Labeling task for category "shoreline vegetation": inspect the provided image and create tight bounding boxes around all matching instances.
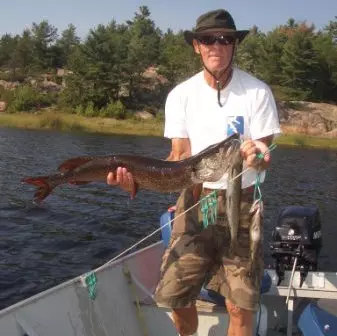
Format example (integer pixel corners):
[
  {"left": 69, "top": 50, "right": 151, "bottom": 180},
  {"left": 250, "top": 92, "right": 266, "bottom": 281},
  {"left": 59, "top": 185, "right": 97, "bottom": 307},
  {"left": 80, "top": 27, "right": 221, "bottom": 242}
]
[
  {"left": 1, "top": 111, "right": 336, "bottom": 149},
  {"left": 0, "top": 7, "right": 336, "bottom": 150}
]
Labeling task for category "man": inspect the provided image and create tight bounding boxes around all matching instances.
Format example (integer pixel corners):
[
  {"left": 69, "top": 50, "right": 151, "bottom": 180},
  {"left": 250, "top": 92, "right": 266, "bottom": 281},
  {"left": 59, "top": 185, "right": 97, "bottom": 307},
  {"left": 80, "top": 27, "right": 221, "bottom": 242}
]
[{"left": 107, "top": 9, "right": 280, "bottom": 336}]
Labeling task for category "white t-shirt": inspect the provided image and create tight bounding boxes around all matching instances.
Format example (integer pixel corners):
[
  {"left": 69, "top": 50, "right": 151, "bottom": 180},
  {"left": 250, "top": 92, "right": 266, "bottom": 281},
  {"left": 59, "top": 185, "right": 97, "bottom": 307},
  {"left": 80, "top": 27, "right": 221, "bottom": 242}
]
[{"left": 164, "top": 67, "right": 281, "bottom": 189}]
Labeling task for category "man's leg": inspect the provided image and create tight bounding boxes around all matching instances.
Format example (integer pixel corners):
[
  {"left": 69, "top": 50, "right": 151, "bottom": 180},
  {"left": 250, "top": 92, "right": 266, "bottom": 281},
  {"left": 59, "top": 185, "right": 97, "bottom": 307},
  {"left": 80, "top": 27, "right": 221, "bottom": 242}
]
[
  {"left": 172, "top": 306, "right": 198, "bottom": 336},
  {"left": 154, "top": 187, "right": 215, "bottom": 336},
  {"left": 226, "top": 299, "right": 253, "bottom": 336},
  {"left": 208, "top": 191, "right": 263, "bottom": 336},
  {"left": 155, "top": 230, "right": 213, "bottom": 335}
]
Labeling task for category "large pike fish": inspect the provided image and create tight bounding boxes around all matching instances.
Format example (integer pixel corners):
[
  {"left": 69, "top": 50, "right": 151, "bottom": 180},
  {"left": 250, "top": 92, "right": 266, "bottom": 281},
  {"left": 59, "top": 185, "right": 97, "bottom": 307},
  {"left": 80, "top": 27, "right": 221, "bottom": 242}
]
[{"left": 22, "top": 133, "right": 241, "bottom": 203}]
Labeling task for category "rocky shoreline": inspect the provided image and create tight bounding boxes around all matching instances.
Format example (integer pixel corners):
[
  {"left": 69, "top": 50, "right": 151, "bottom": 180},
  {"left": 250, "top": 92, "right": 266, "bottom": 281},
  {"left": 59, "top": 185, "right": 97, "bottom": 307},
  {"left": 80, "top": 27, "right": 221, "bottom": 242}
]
[{"left": 277, "top": 101, "right": 337, "bottom": 138}]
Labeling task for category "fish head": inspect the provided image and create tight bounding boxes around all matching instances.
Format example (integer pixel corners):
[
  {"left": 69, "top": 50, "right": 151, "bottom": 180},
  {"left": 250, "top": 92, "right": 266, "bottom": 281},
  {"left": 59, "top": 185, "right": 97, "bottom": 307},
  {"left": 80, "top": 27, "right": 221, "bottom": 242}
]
[
  {"left": 192, "top": 139, "right": 241, "bottom": 182},
  {"left": 250, "top": 199, "right": 264, "bottom": 216}
]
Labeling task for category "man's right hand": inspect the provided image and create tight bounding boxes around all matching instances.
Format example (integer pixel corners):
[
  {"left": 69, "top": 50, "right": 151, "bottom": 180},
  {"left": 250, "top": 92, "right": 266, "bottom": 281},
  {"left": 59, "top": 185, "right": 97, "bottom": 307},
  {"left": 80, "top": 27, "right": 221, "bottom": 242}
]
[{"left": 107, "top": 167, "right": 137, "bottom": 199}]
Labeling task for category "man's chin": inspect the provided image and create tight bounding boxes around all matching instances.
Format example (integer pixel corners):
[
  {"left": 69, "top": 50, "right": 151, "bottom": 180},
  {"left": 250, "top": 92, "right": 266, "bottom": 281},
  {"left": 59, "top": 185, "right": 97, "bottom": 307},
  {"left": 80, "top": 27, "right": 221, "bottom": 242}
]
[{"left": 206, "top": 63, "right": 229, "bottom": 73}]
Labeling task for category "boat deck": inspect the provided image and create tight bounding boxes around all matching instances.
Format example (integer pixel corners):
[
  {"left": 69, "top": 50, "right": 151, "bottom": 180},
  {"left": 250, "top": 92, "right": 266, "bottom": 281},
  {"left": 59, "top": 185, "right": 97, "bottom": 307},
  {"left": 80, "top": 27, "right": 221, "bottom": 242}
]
[{"left": 139, "top": 298, "right": 302, "bottom": 335}]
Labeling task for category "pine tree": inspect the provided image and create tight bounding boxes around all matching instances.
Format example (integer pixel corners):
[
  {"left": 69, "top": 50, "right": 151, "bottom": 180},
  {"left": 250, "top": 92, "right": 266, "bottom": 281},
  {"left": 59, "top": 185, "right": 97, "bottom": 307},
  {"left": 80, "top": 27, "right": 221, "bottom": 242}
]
[
  {"left": 280, "top": 30, "right": 319, "bottom": 100},
  {"left": 124, "top": 6, "right": 161, "bottom": 105}
]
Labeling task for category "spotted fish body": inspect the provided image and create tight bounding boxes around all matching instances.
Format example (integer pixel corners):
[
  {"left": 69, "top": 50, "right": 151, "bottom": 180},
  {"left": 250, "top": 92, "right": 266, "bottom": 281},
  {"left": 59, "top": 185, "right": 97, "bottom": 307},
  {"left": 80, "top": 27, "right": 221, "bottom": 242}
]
[
  {"left": 246, "top": 199, "right": 264, "bottom": 277},
  {"left": 229, "top": 198, "right": 264, "bottom": 279},
  {"left": 249, "top": 200, "right": 263, "bottom": 260},
  {"left": 226, "top": 148, "right": 243, "bottom": 257},
  {"left": 23, "top": 133, "right": 241, "bottom": 203}
]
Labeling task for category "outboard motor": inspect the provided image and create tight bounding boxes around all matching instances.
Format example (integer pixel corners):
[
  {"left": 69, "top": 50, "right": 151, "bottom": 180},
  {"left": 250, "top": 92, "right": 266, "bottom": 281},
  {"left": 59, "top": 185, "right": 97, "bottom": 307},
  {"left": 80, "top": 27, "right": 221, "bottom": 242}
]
[{"left": 269, "top": 206, "right": 322, "bottom": 286}]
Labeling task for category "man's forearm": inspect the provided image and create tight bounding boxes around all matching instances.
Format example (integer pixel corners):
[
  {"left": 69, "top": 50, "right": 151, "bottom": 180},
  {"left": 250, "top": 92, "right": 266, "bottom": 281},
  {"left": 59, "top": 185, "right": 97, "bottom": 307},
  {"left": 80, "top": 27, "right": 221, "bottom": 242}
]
[{"left": 166, "top": 151, "right": 190, "bottom": 161}]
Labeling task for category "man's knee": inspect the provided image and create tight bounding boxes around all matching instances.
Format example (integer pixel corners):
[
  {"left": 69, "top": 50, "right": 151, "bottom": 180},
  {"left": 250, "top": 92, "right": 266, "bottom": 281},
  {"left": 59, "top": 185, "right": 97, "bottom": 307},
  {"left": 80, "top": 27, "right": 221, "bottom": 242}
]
[
  {"left": 172, "top": 306, "right": 198, "bottom": 336},
  {"left": 226, "top": 299, "right": 253, "bottom": 327}
]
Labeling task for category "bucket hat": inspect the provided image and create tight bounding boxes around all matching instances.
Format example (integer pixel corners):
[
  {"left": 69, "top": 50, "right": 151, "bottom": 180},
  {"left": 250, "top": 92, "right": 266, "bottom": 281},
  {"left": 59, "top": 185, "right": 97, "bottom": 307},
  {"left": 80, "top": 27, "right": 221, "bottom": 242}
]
[{"left": 184, "top": 9, "right": 249, "bottom": 45}]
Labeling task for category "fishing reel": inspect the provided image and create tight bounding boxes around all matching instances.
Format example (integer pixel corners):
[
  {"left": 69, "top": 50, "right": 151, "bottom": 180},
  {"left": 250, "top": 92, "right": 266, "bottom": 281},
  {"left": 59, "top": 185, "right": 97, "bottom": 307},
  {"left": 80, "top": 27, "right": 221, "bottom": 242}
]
[{"left": 269, "top": 205, "right": 322, "bottom": 287}]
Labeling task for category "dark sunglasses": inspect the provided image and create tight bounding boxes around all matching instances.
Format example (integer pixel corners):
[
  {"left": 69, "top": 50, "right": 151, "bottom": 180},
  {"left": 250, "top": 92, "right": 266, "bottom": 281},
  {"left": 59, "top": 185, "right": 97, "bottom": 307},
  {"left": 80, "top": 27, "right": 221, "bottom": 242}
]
[{"left": 196, "top": 35, "right": 235, "bottom": 46}]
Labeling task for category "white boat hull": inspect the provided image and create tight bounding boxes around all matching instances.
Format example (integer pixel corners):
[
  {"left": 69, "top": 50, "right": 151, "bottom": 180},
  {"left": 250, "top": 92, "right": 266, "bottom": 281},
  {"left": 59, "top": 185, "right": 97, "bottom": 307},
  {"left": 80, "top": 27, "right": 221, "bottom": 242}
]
[{"left": 1, "top": 240, "right": 337, "bottom": 336}]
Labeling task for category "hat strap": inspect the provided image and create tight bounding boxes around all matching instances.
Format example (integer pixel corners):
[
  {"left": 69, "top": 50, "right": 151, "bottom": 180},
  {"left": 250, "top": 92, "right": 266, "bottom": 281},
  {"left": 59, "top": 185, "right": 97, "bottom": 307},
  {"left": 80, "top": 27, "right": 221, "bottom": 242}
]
[{"left": 198, "top": 44, "right": 236, "bottom": 107}]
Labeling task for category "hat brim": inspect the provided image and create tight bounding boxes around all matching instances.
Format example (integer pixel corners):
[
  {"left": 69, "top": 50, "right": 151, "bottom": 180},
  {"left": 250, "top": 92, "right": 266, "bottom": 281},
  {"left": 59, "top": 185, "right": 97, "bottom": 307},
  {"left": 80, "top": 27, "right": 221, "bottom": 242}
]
[{"left": 184, "top": 28, "right": 249, "bottom": 45}]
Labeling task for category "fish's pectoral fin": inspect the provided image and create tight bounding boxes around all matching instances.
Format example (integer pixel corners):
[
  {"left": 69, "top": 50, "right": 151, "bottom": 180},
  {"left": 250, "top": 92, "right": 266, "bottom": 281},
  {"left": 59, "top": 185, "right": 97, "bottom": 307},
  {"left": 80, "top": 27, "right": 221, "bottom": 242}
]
[
  {"left": 22, "top": 176, "right": 53, "bottom": 203},
  {"left": 58, "top": 157, "right": 93, "bottom": 173}
]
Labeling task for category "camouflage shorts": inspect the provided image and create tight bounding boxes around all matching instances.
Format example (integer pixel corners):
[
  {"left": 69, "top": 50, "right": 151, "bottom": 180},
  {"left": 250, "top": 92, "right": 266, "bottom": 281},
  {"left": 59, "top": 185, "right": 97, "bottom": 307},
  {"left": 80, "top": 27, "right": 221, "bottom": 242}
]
[{"left": 154, "top": 186, "right": 264, "bottom": 311}]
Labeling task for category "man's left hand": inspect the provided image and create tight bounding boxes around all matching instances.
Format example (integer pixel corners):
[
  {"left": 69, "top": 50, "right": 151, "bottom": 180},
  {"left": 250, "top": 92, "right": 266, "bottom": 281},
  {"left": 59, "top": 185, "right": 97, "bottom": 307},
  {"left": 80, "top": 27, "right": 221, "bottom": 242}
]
[{"left": 240, "top": 140, "right": 270, "bottom": 170}]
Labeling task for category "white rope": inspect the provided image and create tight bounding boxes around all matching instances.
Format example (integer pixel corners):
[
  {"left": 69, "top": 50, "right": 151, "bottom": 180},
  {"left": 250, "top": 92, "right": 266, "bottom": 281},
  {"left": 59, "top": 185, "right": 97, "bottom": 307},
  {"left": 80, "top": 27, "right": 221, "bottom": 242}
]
[
  {"left": 106, "top": 188, "right": 213, "bottom": 264},
  {"left": 95, "top": 167, "right": 252, "bottom": 271},
  {"left": 286, "top": 256, "right": 298, "bottom": 304}
]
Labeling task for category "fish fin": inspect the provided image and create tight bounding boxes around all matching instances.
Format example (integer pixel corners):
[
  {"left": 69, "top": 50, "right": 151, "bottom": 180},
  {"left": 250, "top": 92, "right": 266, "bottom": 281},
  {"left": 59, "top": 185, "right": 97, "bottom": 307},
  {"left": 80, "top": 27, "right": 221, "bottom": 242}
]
[
  {"left": 58, "top": 157, "right": 93, "bottom": 173},
  {"left": 130, "top": 182, "right": 139, "bottom": 200},
  {"left": 22, "top": 176, "right": 53, "bottom": 203}
]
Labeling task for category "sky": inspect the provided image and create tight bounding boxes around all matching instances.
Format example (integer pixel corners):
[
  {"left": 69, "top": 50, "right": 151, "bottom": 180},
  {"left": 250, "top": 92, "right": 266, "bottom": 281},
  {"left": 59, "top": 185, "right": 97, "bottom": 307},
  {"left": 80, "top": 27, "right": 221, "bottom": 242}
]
[{"left": 0, "top": 0, "right": 336, "bottom": 39}]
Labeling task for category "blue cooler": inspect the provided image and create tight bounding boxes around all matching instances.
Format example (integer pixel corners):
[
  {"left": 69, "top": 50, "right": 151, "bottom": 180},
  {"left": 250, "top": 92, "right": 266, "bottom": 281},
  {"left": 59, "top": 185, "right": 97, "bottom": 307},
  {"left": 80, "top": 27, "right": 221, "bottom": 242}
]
[{"left": 298, "top": 303, "right": 337, "bottom": 335}]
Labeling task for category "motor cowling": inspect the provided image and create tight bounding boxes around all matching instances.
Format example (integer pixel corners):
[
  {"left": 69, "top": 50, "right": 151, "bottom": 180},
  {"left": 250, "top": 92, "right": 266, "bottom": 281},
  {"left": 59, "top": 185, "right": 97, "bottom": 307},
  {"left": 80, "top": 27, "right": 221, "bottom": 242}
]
[{"left": 269, "top": 205, "right": 322, "bottom": 286}]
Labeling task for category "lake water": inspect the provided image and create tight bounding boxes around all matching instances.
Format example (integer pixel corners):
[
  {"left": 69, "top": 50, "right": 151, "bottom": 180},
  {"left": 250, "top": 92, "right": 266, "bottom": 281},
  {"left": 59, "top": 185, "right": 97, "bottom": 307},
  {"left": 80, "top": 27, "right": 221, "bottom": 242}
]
[{"left": 0, "top": 127, "right": 336, "bottom": 310}]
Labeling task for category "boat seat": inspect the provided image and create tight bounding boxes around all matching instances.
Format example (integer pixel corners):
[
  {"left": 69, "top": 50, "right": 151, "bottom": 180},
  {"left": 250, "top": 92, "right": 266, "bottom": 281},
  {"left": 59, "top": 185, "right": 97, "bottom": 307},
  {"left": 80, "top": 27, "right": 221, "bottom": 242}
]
[
  {"left": 159, "top": 209, "right": 272, "bottom": 307},
  {"left": 298, "top": 303, "right": 337, "bottom": 335}
]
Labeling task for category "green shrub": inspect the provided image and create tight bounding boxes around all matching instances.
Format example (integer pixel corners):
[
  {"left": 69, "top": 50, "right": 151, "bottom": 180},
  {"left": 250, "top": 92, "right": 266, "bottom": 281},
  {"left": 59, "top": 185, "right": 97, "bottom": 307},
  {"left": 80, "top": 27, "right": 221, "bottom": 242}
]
[
  {"left": 270, "top": 85, "right": 292, "bottom": 101},
  {"left": 0, "top": 71, "right": 25, "bottom": 82},
  {"left": 60, "top": 106, "right": 76, "bottom": 114},
  {"left": 83, "top": 102, "right": 98, "bottom": 117},
  {"left": 75, "top": 105, "right": 84, "bottom": 115},
  {"left": 99, "top": 100, "right": 126, "bottom": 119},
  {"left": 8, "top": 85, "right": 54, "bottom": 112},
  {"left": 283, "top": 101, "right": 304, "bottom": 110},
  {"left": 155, "top": 109, "right": 165, "bottom": 121},
  {"left": 9, "top": 86, "right": 38, "bottom": 112},
  {"left": 39, "top": 114, "right": 64, "bottom": 129},
  {"left": 0, "top": 87, "right": 14, "bottom": 106}
]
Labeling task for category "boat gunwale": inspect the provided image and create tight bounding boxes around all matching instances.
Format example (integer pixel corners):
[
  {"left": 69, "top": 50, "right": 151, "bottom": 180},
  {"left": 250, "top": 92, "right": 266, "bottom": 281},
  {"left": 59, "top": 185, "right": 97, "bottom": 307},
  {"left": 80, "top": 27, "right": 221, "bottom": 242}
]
[{"left": 0, "top": 240, "right": 163, "bottom": 316}]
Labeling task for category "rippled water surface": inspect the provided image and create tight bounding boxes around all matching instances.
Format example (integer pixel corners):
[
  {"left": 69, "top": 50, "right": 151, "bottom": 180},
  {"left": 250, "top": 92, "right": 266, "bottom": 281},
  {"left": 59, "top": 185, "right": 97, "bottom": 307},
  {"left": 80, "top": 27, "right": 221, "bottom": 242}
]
[{"left": 0, "top": 127, "right": 336, "bottom": 310}]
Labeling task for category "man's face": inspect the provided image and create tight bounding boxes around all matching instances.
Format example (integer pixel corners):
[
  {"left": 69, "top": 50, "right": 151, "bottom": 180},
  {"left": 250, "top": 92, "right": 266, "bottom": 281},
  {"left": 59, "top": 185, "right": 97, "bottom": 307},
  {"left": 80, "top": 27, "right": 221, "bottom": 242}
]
[{"left": 192, "top": 33, "right": 236, "bottom": 73}]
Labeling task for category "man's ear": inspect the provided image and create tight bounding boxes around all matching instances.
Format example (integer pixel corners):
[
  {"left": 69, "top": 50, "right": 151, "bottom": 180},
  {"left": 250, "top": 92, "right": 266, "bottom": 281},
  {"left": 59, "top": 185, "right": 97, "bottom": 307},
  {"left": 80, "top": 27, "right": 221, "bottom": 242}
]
[{"left": 192, "top": 39, "right": 200, "bottom": 54}]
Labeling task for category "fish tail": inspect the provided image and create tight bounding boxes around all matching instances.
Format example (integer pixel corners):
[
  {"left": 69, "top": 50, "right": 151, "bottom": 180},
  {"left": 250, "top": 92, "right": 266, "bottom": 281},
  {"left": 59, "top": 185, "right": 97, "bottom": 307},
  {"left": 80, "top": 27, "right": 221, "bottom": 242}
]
[{"left": 22, "top": 176, "right": 54, "bottom": 203}]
